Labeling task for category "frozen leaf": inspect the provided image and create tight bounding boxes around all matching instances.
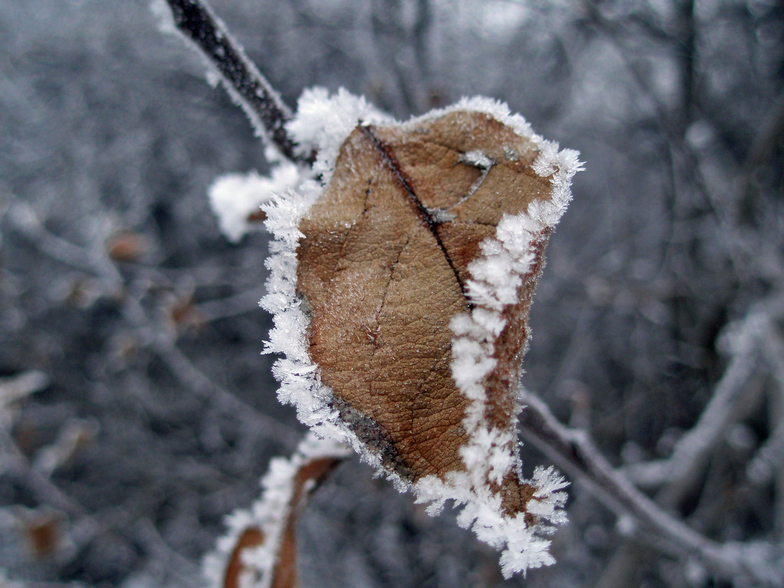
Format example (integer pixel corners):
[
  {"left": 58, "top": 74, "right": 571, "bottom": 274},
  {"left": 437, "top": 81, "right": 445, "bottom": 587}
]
[
  {"left": 167, "top": 296, "right": 206, "bottom": 334},
  {"left": 263, "top": 93, "right": 580, "bottom": 576},
  {"left": 223, "top": 527, "right": 264, "bottom": 588},
  {"left": 15, "top": 508, "right": 73, "bottom": 562},
  {"left": 203, "top": 433, "right": 349, "bottom": 588},
  {"left": 25, "top": 513, "right": 61, "bottom": 558}
]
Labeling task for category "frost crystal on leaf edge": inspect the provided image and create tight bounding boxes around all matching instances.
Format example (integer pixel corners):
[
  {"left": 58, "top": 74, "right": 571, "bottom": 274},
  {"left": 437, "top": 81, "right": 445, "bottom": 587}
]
[
  {"left": 208, "top": 156, "right": 300, "bottom": 243},
  {"left": 259, "top": 88, "right": 581, "bottom": 576}
]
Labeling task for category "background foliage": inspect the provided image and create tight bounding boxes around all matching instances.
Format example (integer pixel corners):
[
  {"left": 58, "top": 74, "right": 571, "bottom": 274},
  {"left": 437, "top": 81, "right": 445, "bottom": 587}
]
[{"left": 1, "top": 0, "right": 782, "bottom": 586}]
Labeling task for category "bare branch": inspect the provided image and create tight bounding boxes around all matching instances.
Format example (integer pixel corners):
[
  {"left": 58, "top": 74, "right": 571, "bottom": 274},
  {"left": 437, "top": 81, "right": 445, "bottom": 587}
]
[
  {"left": 0, "top": 371, "right": 49, "bottom": 409},
  {"left": 741, "top": 89, "right": 784, "bottom": 218},
  {"left": 622, "top": 304, "right": 775, "bottom": 489},
  {"left": 518, "top": 388, "right": 783, "bottom": 586},
  {"left": 748, "top": 321, "right": 784, "bottom": 486},
  {"left": 162, "top": 0, "right": 309, "bottom": 164},
  {"left": 152, "top": 341, "right": 301, "bottom": 448}
]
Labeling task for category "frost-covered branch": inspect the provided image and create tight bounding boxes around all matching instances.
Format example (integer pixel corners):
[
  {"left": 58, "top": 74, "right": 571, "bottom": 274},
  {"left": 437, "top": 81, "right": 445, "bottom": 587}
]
[
  {"left": 152, "top": 334, "right": 301, "bottom": 448},
  {"left": 0, "top": 410, "right": 87, "bottom": 520},
  {"left": 748, "top": 319, "right": 784, "bottom": 485},
  {"left": 0, "top": 371, "right": 49, "bottom": 410},
  {"left": 741, "top": 89, "right": 784, "bottom": 216},
  {"left": 622, "top": 297, "right": 784, "bottom": 492},
  {"left": 622, "top": 318, "right": 762, "bottom": 490},
  {"left": 6, "top": 202, "right": 123, "bottom": 287},
  {"left": 521, "top": 297, "right": 784, "bottom": 585},
  {"left": 517, "top": 388, "right": 783, "bottom": 586},
  {"left": 159, "top": 0, "right": 308, "bottom": 164}
]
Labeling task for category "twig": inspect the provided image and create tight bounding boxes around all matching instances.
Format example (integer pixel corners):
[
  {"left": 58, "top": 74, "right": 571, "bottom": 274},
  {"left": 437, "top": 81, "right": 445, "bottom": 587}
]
[
  {"left": 0, "top": 426, "right": 87, "bottom": 519},
  {"left": 741, "top": 89, "right": 784, "bottom": 217},
  {"left": 194, "top": 288, "right": 267, "bottom": 322},
  {"left": 747, "top": 418, "right": 784, "bottom": 485},
  {"left": 205, "top": 433, "right": 349, "bottom": 588},
  {"left": 517, "top": 388, "right": 782, "bottom": 586},
  {"left": 622, "top": 309, "right": 765, "bottom": 489},
  {"left": 0, "top": 371, "right": 49, "bottom": 409},
  {"left": 162, "top": 0, "right": 309, "bottom": 164},
  {"left": 755, "top": 322, "right": 784, "bottom": 538},
  {"left": 6, "top": 202, "right": 123, "bottom": 286},
  {"left": 152, "top": 341, "right": 301, "bottom": 448},
  {"left": 134, "top": 517, "right": 203, "bottom": 583}
]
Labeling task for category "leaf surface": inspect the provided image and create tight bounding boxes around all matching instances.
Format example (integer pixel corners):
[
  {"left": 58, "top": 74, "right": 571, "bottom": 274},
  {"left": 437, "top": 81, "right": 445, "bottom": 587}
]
[
  {"left": 263, "top": 95, "right": 580, "bottom": 575},
  {"left": 298, "top": 112, "right": 547, "bottom": 506}
]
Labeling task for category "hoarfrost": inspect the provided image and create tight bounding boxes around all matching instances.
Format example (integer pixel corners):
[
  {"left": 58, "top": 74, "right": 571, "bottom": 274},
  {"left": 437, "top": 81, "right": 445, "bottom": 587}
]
[
  {"left": 208, "top": 161, "right": 301, "bottom": 243},
  {"left": 148, "top": 0, "right": 177, "bottom": 36},
  {"left": 438, "top": 111, "right": 579, "bottom": 574},
  {"left": 286, "top": 87, "right": 393, "bottom": 182},
  {"left": 202, "top": 433, "right": 350, "bottom": 588},
  {"left": 261, "top": 88, "right": 581, "bottom": 577}
]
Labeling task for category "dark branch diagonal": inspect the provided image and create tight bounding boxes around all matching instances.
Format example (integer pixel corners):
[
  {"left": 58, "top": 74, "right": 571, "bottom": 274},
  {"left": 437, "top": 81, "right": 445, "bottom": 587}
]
[
  {"left": 360, "top": 124, "right": 471, "bottom": 304},
  {"left": 164, "top": 0, "right": 311, "bottom": 164}
]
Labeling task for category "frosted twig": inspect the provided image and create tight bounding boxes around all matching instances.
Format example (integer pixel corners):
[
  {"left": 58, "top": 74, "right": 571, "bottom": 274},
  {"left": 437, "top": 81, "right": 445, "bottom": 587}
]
[
  {"left": 203, "top": 433, "right": 349, "bottom": 588},
  {"left": 6, "top": 202, "right": 123, "bottom": 286},
  {"left": 747, "top": 419, "right": 784, "bottom": 485},
  {"left": 517, "top": 388, "right": 782, "bottom": 586},
  {"left": 0, "top": 371, "right": 49, "bottom": 409},
  {"left": 622, "top": 310, "right": 766, "bottom": 489},
  {"left": 741, "top": 88, "right": 784, "bottom": 210},
  {"left": 748, "top": 322, "right": 784, "bottom": 484},
  {"left": 0, "top": 425, "right": 87, "bottom": 519},
  {"left": 134, "top": 518, "right": 203, "bottom": 582},
  {"left": 194, "top": 288, "right": 268, "bottom": 322},
  {"left": 761, "top": 314, "right": 784, "bottom": 390},
  {"left": 161, "top": 0, "right": 309, "bottom": 164}
]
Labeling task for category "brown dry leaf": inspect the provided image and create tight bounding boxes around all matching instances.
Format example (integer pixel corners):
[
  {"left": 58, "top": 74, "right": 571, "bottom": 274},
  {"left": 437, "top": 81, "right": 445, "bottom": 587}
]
[
  {"left": 106, "top": 232, "right": 147, "bottom": 262},
  {"left": 210, "top": 435, "right": 349, "bottom": 588},
  {"left": 263, "top": 97, "right": 580, "bottom": 575},
  {"left": 223, "top": 527, "right": 264, "bottom": 588},
  {"left": 18, "top": 508, "right": 69, "bottom": 560},
  {"left": 299, "top": 113, "right": 550, "bottom": 507},
  {"left": 169, "top": 297, "right": 206, "bottom": 333},
  {"left": 26, "top": 514, "right": 60, "bottom": 557},
  {"left": 269, "top": 456, "right": 343, "bottom": 588}
]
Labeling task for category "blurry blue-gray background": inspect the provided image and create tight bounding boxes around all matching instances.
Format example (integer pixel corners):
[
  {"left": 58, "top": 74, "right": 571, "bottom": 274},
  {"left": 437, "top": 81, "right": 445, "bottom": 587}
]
[{"left": 1, "top": 1, "right": 782, "bottom": 587}]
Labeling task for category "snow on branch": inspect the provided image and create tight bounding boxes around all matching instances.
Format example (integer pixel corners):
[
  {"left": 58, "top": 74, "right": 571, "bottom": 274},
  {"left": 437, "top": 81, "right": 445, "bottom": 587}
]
[
  {"left": 518, "top": 383, "right": 784, "bottom": 586},
  {"left": 0, "top": 371, "right": 49, "bottom": 411},
  {"left": 155, "top": 0, "right": 308, "bottom": 164},
  {"left": 208, "top": 159, "right": 301, "bottom": 243},
  {"left": 748, "top": 309, "right": 784, "bottom": 484},
  {"left": 622, "top": 296, "right": 784, "bottom": 490}
]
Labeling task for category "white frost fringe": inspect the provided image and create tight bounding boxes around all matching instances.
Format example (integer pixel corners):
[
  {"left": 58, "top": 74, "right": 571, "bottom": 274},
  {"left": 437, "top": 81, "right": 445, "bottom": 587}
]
[
  {"left": 417, "top": 96, "right": 581, "bottom": 576},
  {"left": 203, "top": 432, "right": 350, "bottom": 588},
  {"left": 260, "top": 89, "right": 582, "bottom": 576},
  {"left": 208, "top": 155, "right": 300, "bottom": 243}
]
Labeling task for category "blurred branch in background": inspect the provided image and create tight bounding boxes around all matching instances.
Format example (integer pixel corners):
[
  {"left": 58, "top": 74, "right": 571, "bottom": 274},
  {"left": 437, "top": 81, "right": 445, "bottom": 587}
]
[
  {"left": 160, "top": 0, "right": 303, "bottom": 163},
  {"left": 521, "top": 295, "right": 784, "bottom": 586}
]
